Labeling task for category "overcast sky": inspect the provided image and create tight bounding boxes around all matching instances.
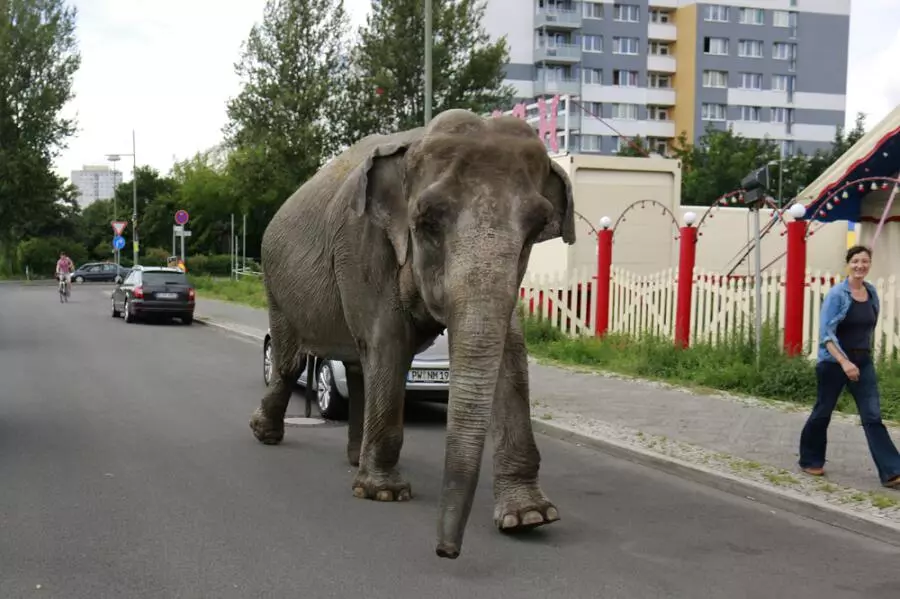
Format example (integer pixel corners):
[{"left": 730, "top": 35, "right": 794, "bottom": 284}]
[{"left": 55, "top": 0, "right": 900, "bottom": 180}]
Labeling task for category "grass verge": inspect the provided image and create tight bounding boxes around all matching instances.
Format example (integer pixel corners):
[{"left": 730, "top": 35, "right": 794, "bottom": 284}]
[{"left": 190, "top": 275, "right": 900, "bottom": 421}]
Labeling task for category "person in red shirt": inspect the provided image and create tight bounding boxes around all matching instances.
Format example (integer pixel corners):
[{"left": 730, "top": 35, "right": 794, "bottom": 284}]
[{"left": 55, "top": 251, "right": 75, "bottom": 294}]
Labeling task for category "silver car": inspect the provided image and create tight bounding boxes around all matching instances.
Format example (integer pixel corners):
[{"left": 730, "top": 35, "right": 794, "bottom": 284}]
[{"left": 262, "top": 330, "right": 450, "bottom": 420}]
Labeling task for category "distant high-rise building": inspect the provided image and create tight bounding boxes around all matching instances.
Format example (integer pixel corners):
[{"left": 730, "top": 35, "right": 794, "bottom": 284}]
[
  {"left": 484, "top": 0, "right": 850, "bottom": 157},
  {"left": 71, "top": 165, "right": 123, "bottom": 207}
]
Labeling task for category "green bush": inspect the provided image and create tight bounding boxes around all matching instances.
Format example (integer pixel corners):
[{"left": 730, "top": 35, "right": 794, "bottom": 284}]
[{"left": 17, "top": 237, "right": 89, "bottom": 276}]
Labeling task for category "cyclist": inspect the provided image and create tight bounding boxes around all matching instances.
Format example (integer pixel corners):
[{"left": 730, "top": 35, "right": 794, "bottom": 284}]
[{"left": 55, "top": 251, "right": 75, "bottom": 296}]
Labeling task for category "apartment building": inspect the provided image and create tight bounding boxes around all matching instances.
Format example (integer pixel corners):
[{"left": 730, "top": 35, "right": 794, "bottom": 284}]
[
  {"left": 71, "top": 165, "right": 123, "bottom": 208},
  {"left": 484, "top": 0, "right": 850, "bottom": 157}
]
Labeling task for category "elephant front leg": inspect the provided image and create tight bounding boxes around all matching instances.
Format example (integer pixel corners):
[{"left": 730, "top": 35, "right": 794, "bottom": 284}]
[
  {"left": 491, "top": 314, "right": 560, "bottom": 531},
  {"left": 351, "top": 351, "right": 412, "bottom": 502}
]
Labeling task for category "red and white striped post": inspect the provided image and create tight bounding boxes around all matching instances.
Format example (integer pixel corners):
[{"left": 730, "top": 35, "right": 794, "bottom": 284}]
[
  {"left": 674, "top": 211, "right": 698, "bottom": 349},
  {"left": 594, "top": 216, "right": 613, "bottom": 337},
  {"left": 783, "top": 203, "right": 808, "bottom": 356}
]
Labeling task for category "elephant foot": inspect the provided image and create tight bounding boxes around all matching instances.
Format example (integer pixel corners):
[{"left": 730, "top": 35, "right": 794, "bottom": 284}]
[
  {"left": 351, "top": 469, "right": 412, "bottom": 502},
  {"left": 249, "top": 408, "right": 284, "bottom": 445},
  {"left": 493, "top": 485, "right": 560, "bottom": 532}
]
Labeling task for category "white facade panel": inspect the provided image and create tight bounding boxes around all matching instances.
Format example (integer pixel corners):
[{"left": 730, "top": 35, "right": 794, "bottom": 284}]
[
  {"left": 581, "top": 86, "right": 675, "bottom": 107},
  {"left": 727, "top": 121, "right": 787, "bottom": 140},
  {"left": 681, "top": 0, "right": 849, "bottom": 15},
  {"left": 647, "top": 0, "right": 678, "bottom": 7},
  {"left": 647, "top": 55, "right": 677, "bottom": 73},
  {"left": 581, "top": 118, "right": 675, "bottom": 138},
  {"left": 483, "top": 0, "right": 534, "bottom": 65},
  {"left": 646, "top": 88, "right": 677, "bottom": 105},
  {"left": 507, "top": 78, "right": 535, "bottom": 99},
  {"left": 793, "top": 92, "right": 847, "bottom": 112},
  {"left": 727, "top": 89, "right": 790, "bottom": 108},
  {"left": 647, "top": 23, "right": 677, "bottom": 42},
  {"left": 791, "top": 123, "right": 840, "bottom": 143}
]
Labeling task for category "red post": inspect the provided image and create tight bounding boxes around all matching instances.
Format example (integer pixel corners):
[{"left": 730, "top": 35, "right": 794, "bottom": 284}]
[
  {"left": 783, "top": 219, "right": 807, "bottom": 355},
  {"left": 594, "top": 227, "right": 614, "bottom": 337},
  {"left": 674, "top": 223, "right": 698, "bottom": 348}
]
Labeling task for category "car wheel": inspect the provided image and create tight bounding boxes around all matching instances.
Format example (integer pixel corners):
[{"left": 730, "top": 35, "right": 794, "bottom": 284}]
[
  {"left": 316, "top": 361, "right": 348, "bottom": 420},
  {"left": 263, "top": 337, "right": 273, "bottom": 387},
  {"left": 123, "top": 299, "right": 135, "bottom": 323},
  {"left": 181, "top": 313, "right": 193, "bottom": 325},
  {"left": 111, "top": 296, "right": 121, "bottom": 318},
  {"left": 74, "top": 276, "right": 84, "bottom": 284}
]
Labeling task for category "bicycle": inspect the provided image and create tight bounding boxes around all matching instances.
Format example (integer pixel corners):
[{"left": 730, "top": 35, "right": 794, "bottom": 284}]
[{"left": 58, "top": 273, "right": 70, "bottom": 303}]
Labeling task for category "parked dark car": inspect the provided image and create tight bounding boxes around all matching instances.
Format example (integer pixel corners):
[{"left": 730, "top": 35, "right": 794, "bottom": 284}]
[
  {"left": 111, "top": 266, "right": 195, "bottom": 324},
  {"left": 262, "top": 329, "right": 450, "bottom": 420},
  {"left": 71, "top": 261, "right": 131, "bottom": 284}
]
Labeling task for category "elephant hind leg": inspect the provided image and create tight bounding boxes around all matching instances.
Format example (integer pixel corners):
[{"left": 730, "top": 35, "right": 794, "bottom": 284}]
[
  {"left": 491, "top": 314, "right": 560, "bottom": 532},
  {"left": 345, "top": 362, "right": 364, "bottom": 467},
  {"left": 250, "top": 304, "right": 306, "bottom": 445}
]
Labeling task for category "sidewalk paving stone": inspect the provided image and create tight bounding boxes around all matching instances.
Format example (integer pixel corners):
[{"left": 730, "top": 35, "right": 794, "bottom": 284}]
[{"left": 193, "top": 294, "right": 900, "bottom": 543}]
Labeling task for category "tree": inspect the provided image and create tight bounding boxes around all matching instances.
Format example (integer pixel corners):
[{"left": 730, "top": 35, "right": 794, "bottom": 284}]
[
  {"left": 0, "top": 0, "right": 81, "bottom": 271},
  {"left": 336, "top": 0, "right": 516, "bottom": 143},
  {"left": 223, "top": 0, "right": 351, "bottom": 203},
  {"left": 615, "top": 135, "right": 650, "bottom": 157}
]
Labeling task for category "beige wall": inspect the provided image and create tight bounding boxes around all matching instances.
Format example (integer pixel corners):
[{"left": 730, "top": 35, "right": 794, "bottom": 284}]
[{"left": 526, "top": 154, "right": 850, "bottom": 279}]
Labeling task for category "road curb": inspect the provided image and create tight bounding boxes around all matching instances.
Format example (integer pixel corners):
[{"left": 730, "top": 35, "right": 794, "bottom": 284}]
[
  {"left": 195, "top": 313, "right": 900, "bottom": 549},
  {"left": 531, "top": 418, "right": 900, "bottom": 549}
]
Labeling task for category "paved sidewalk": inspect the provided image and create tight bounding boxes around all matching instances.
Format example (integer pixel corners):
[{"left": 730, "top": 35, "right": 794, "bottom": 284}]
[{"left": 193, "top": 294, "right": 900, "bottom": 543}]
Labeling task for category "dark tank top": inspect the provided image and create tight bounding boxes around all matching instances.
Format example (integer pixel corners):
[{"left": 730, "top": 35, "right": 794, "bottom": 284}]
[{"left": 836, "top": 296, "right": 877, "bottom": 351}]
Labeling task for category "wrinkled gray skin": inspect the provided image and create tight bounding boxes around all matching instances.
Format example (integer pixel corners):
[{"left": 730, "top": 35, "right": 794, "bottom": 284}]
[{"left": 250, "top": 109, "right": 576, "bottom": 559}]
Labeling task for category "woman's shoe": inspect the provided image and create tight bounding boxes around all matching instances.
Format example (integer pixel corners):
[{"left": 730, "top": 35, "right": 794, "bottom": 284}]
[
  {"left": 883, "top": 476, "right": 900, "bottom": 489},
  {"left": 802, "top": 467, "right": 825, "bottom": 476}
]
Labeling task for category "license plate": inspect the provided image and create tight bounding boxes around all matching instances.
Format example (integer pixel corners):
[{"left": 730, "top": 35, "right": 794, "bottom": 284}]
[
  {"left": 407, "top": 369, "right": 450, "bottom": 383},
  {"left": 157, "top": 292, "right": 177, "bottom": 299}
]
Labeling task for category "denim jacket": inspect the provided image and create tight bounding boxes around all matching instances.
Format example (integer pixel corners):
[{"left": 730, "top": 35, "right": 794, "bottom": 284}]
[{"left": 817, "top": 277, "right": 880, "bottom": 363}]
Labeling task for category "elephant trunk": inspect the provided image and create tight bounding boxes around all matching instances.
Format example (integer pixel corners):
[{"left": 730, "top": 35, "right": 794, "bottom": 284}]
[{"left": 435, "top": 256, "right": 518, "bottom": 559}]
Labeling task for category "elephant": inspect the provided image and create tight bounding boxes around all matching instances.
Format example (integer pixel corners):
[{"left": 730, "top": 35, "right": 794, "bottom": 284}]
[{"left": 250, "top": 108, "right": 576, "bottom": 559}]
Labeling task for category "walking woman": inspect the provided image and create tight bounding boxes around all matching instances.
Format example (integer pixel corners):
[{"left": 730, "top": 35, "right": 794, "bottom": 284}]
[{"left": 799, "top": 245, "right": 900, "bottom": 488}]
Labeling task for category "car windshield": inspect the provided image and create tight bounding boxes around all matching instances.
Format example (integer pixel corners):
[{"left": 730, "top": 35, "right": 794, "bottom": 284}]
[{"left": 143, "top": 272, "right": 188, "bottom": 286}]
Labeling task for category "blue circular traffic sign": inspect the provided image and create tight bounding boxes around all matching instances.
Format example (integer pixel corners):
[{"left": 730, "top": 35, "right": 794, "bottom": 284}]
[
  {"left": 174, "top": 210, "right": 189, "bottom": 226},
  {"left": 113, "top": 235, "right": 126, "bottom": 250}
]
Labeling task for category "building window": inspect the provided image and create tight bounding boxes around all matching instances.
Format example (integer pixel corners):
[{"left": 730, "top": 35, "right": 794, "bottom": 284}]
[
  {"left": 780, "top": 140, "right": 795, "bottom": 156},
  {"left": 703, "top": 37, "right": 729, "bottom": 55},
  {"left": 612, "top": 103, "right": 639, "bottom": 119},
  {"left": 772, "top": 10, "right": 790, "bottom": 27},
  {"left": 581, "top": 101, "right": 602, "bottom": 116},
  {"left": 613, "top": 70, "right": 639, "bottom": 86},
  {"left": 771, "top": 74, "right": 792, "bottom": 92},
  {"left": 702, "top": 70, "right": 728, "bottom": 88},
  {"left": 771, "top": 107, "right": 787, "bottom": 123},
  {"left": 649, "top": 138, "right": 669, "bottom": 155},
  {"left": 613, "top": 36, "right": 640, "bottom": 55},
  {"left": 648, "top": 106, "right": 670, "bottom": 121},
  {"left": 583, "top": 35, "right": 602, "bottom": 52},
  {"left": 739, "top": 8, "right": 765, "bottom": 25},
  {"left": 738, "top": 40, "right": 763, "bottom": 58},
  {"left": 583, "top": 1, "right": 603, "bottom": 19},
  {"left": 704, "top": 5, "right": 729, "bottom": 22},
  {"left": 739, "top": 106, "right": 761, "bottom": 121},
  {"left": 649, "top": 41, "right": 671, "bottom": 56},
  {"left": 773, "top": 42, "right": 795, "bottom": 60},
  {"left": 582, "top": 68, "right": 603, "bottom": 85},
  {"left": 614, "top": 3, "right": 640, "bottom": 22},
  {"left": 649, "top": 9, "right": 671, "bottom": 24},
  {"left": 648, "top": 73, "right": 672, "bottom": 88},
  {"left": 581, "top": 135, "right": 602, "bottom": 152},
  {"left": 739, "top": 72, "right": 763, "bottom": 90},
  {"left": 702, "top": 103, "right": 727, "bottom": 121}
]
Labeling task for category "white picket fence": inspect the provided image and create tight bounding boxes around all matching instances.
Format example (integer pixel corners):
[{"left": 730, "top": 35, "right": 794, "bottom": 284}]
[{"left": 519, "top": 267, "right": 900, "bottom": 361}]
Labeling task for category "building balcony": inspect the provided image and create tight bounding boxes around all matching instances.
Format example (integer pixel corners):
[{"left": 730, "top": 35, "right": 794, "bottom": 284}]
[
  {"left": 647, "top": 54, "right": 677, "bottom": 73},
  {"left": 534, "top": 8, "right": 582, "bottom": 30},
  {"left": 647, "top": 22, "right": 677, "bottom": 42},
  {"left": 646, "top": 88, "right": 677, "bottom": 106},
  {"left": 534, "top": 43, "right": 582, "bottom": 64},
  {"left": 534, "top": 77, "right": 582, "bottom": 97}
]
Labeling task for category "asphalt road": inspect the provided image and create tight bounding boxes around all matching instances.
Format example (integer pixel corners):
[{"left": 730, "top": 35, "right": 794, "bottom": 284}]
[{"left": 1, "top": 284, "right": 898, "bottom": 599}]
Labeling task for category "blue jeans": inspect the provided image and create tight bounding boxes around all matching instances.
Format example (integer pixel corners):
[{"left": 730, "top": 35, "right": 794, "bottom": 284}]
[{"left": 799, "top": 355, "right": 900, "bottom": 484}]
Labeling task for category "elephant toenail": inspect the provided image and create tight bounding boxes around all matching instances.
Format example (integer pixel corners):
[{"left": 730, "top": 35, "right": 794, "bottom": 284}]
[
  {"left": 522, "top": 511, "right": 544, "bottom": 525},
  {"left": 546, "top": 507, "right": 559, "bottom": 521},
  {"left": 502, "top": 514, "right": 518, "bottom": 528},
  {"left": 376, "top": 490, "right": 393, "bottom": 501},
  {"left": 398, "top": 489, "right": 411, "bottom": 501},
  {"left": 352, "top": 487, "right": 366, "bottom": 498}
]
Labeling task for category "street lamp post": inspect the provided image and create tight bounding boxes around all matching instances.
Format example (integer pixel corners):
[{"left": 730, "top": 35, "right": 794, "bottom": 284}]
[
  {"left": 424, "top": 0, "right": 432, "bottom": 125},
  {"left": 106, "top": 130, "right": 139, "bottom": 266}
]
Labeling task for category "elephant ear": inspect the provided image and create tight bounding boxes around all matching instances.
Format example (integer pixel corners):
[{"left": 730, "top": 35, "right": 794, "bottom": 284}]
[
  {"left": 340, "top": 129, "right": 423, "bottom": 266},
  {"left": 535, "top": 159, "right": 576, "bottom": 245}
]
